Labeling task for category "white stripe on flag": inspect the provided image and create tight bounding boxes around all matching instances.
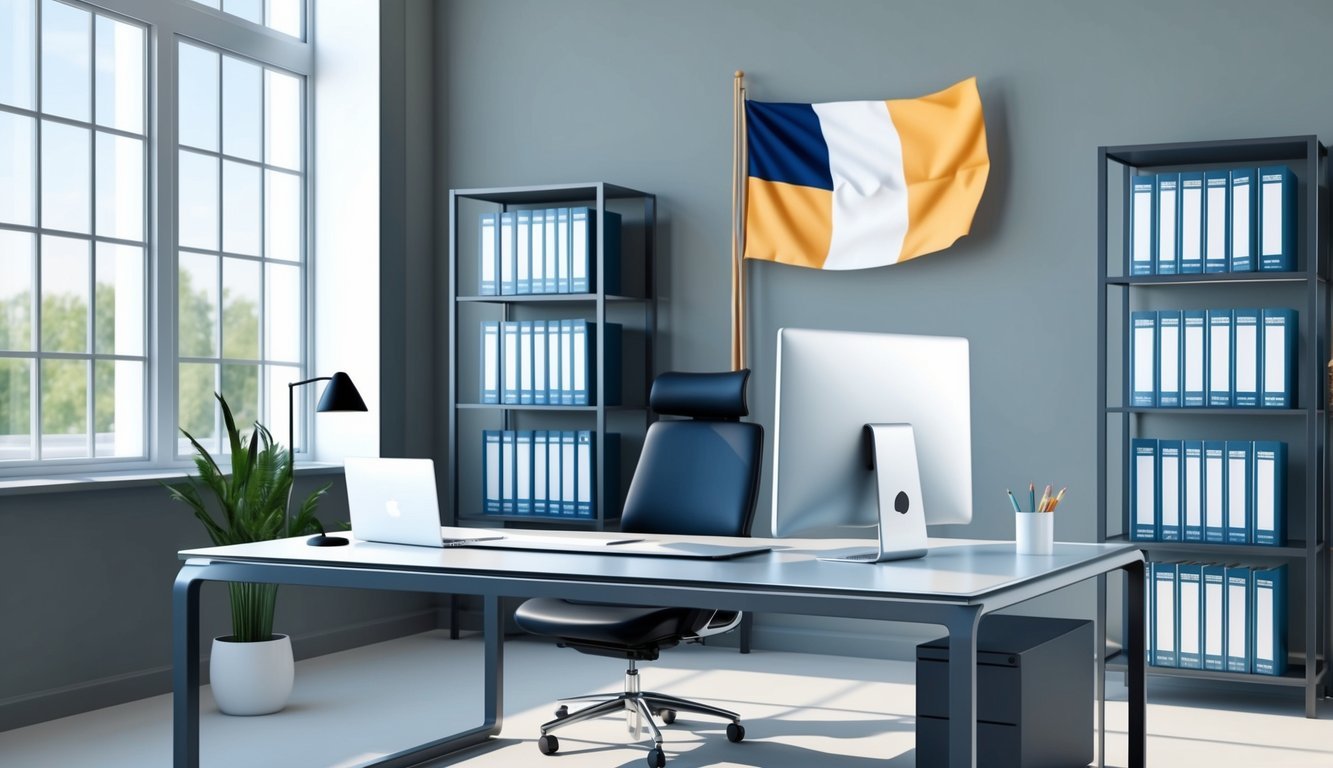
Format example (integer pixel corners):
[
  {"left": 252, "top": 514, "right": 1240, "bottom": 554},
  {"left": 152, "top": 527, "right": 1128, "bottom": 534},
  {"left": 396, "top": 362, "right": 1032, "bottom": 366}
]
[{"left": 812, "top": 100, "right": 909, "bottom": 270}]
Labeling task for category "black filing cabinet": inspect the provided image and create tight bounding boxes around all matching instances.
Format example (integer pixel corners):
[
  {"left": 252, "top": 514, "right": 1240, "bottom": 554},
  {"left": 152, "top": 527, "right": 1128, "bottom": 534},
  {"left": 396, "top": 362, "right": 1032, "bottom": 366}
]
[{"left": 916, "top": 615, "right": 1093, "bottom": 768}]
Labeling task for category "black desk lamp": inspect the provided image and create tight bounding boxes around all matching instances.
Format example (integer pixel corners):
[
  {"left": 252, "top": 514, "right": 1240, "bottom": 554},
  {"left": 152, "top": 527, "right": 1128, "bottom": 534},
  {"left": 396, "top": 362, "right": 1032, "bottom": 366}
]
[{"left": 288, "top": 371, "right": 367, "bottom": 546}]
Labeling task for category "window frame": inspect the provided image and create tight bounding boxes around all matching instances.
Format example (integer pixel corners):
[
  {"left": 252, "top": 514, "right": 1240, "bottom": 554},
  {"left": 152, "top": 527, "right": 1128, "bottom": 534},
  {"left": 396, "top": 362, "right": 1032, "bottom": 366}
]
[{"left": 0, "top": 0, "right": 313, "bottom": 477}]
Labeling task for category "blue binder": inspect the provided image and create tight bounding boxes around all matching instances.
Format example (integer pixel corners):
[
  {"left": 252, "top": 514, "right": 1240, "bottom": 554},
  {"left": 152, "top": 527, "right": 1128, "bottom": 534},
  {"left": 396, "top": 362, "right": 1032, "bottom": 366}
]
[
  {"left": 1225, "top": 441, "right": 1253, "bottom": 545},
  {"left": 1181, "top": 309, "right": 1208, "bottom": 407},
  {"left": 480, "top": 321, "right": 500, "bottom": 404},
  {"left": 1130, "top": 311, "right": 1157, "bottom": 407},
  {"left": 1155, "top": 173, "right": 1180, "bottom": 275},
  {"left": 570, "top": 208, "right": 591, "bottom": 294},
  {"left": 518, "top": 321, "right": 534, "bottom": 405},
  {"left": 1156, "top": 310, "right": 1182, "bottom": 407},
  {"left": 1202, "top": 440, "right": 1227, "bottom": 544},
  {"left": 572, "top": 320, "right": 590, "bottom": 406},
  {"left": 1130, "top": 175, "right": 1156, "bottom": 275},
  {"left": 1203, "top": 171, "right": 1230, "bottom": 273},
  {"left": 1176, "top": 562, "right": 1204, "bottom": 669},
  {"left": 558, "top": 319, "right": 574, "bottom": 405},
  {"left": 1201, "top": 563, "right": 1228, "bottom": 671},
  {"left": 482, "top": 430, "right": 501, "bottom": 513},
  {"left": 500, "top": 430, "right": 517, "bottom": 514},
  {"left": 1206, "top": 309, "right": 1232, "bottom": 407},
  {"left": 556, "top": 208, "right": 571, "bottom": 293},
  {"left": 572, "top": 430, "right": 618, "bottom": 518},
  {"left": 1157, "top": 440, "right": 1183, "bottom": 541},
  {"left": 479, "top": 212, "right": 499, "bottom": 295},
  {"left": 1151, "top": 561, "right": 1178, "bottom": 667},
  {"left": 499, "top": 211, "right": 517, "bottom": 294},
  {"left": 1251, "top": 441, "right": 1287, "bottom": 546},
  {"left": 558, "top": 430, "right": 577, "bottom": 515},
  {"left": 1258, "top": 165, "right": 1296, "bottom": 272},
  {"left": 1260, "top": 308, "right": 1296, "bottom": 408},
  {"left": 1231, "top": 308, "right": 1261, "bottom": 407},
  {"left": 1130, "top": 438, "right": 1158, "bottom": 541},
  {"left": 543, "top": 209, "right": 559, "bottom": 293},
  {"left": 1182, "top": 440, "right": 1204, "bottom": 541},
  {"left": 502, "top": 321, "right": 519, "bottom": 404},
  {"left": 1178, "top": 171, "right": 1205, "bottom": 274},
  {"left": 569, "top": 208, "right": 622, "bottom": 294},
  {"left": 532, "top": 430, "right": 549, "bottom": 515},
  {"left": 1251, "top": 565, "right": 1287, "bottom": 676},
  {"left": 530, "top": 209, "right": 547, "bottom": 294},
  {"left": 515, "top": 430, "right": 534, "bottom": 514},
  {"left": 1229, "top": 169, "right": 1257, "bottom": 272},
  {"left": 532, "top": 321, "right": 548, "bottom": 405},
  {"left": 515, "top": 209, "right": 532, "bottom": 295},
  {"left": 1224, "top": 566, "right": 1251, "bottom": 673}
]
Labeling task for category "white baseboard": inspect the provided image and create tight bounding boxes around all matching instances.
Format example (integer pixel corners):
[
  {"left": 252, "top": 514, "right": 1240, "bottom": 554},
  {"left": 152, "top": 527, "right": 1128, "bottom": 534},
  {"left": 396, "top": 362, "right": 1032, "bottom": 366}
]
[{"left": 0, "top": 609, "right": 438, "bottom": 733}]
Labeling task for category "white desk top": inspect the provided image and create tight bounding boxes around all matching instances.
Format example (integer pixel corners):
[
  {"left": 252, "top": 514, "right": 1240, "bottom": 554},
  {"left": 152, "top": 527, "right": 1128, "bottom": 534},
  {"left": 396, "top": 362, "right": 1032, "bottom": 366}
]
[{"left": 181, "top": 531, "right": 1140, "bottom": 603}]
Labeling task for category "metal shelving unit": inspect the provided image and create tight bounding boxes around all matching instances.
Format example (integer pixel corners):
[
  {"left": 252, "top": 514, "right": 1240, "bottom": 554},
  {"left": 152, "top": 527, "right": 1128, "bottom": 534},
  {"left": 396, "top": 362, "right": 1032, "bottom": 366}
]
[
  {"left": 447, "top": 183, "right": 657, "bottom": 532},
  {"left": 1097, "top": 136, "right": 1330, "bottom": 717}
]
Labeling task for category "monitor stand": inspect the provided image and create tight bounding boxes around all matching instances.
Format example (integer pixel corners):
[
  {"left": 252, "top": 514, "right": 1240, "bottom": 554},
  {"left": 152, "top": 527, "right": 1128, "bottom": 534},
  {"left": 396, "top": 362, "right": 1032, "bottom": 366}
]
[{"left": 819, "top": 423, "right": 929, "bottom": 563}]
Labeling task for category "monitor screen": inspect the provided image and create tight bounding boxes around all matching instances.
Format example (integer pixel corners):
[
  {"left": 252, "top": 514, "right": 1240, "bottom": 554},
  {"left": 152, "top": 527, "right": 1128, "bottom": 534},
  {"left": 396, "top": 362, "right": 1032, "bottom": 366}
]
[{"left": 772, "top": 328, "right": 973, "bottom": 537}]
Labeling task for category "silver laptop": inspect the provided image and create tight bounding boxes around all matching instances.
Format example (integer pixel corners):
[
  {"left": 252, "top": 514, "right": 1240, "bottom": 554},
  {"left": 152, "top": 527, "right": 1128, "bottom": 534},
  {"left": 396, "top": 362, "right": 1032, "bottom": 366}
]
[{"left": 345, "top": 457, "right": 505, "bottom": 548}]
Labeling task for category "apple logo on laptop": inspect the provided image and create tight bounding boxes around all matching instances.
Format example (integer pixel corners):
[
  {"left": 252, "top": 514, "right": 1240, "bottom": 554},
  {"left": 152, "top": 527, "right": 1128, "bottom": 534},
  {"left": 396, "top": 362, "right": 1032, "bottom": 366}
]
[{"left": 385, "top": 499, "right": 402, "bottom": 518}]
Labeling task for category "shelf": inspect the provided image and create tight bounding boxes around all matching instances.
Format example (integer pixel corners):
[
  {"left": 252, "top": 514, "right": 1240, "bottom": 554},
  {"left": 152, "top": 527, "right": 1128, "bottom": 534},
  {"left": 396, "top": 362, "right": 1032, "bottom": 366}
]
[
  {"left": 1104, "top": 534, "right": 1322, "bottom": 559},
  {"left": 453, "top": 182, "right": 651, "bottom": 205},
  {"left": 1107, "top": 406, "right": 1315, "bottom": 416},
  {"left": 456, "top": 403, "right": 643, "bottom": 412},
  {"left": 1106, "top": 651, "right": 1325, "bottom": 688},
  {"left": 457, "top": 293, "right": 646, "bottom": 304},
  {"left": 1103, "top": 272, "right": 1320, "bottom": 286},
  {"left": 1103, "top": 136, "right": 1324, "bottom": 169}
]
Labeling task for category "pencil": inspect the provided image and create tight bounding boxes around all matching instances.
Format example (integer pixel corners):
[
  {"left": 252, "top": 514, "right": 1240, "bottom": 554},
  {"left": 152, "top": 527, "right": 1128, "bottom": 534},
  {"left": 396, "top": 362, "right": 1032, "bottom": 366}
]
[
  {"left": 1037, "top": 485, "right": 1051, "bottom": 513},
  {"left": 1006, "top": 489, "right": 1023, "bottom": 514},
  {"left": 1051, "top": 487, "right": 1067, "bottom": 512},
  {"left": 1029, "top": 483, "right": 1035, "bottom": 514}
]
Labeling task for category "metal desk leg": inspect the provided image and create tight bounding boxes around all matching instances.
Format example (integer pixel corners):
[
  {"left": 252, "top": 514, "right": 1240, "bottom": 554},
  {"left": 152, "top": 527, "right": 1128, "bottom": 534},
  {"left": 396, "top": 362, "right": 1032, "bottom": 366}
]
[
  {"left": 1096, "top": 573, "right": 1107, "bottom": 768},
  {"left": 172, "top": 563, "right": 205, "bottom": 768},
  {"left": 946, "top": 606, "right": 984, "bottom": 768},
  {"left": 483, "top": 595, "right": 504, "bottom": 731},
  {"left": 739, "top": 613, "right": 753, "bottom": 654},
  {"left": 1124, "top": 559, "right": 1146, "bottom": 768},
  {"left": 450, "top": 595, "right": 460, "bottom": 640}
]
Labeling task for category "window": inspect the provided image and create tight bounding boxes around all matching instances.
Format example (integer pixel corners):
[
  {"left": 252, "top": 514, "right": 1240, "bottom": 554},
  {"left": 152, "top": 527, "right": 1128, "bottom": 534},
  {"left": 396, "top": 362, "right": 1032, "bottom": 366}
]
[
  {"left": 175, "top": 41, "right": 305, "bottom": 456},
  {"left": 190, "top": 0, "right": 303, "bottom": 39},
  {"left": 0, "top": 0, "right": 147, "bottom": 463},
  {"left": 0, "top": 0, "right": 311, "bottom": 472}
]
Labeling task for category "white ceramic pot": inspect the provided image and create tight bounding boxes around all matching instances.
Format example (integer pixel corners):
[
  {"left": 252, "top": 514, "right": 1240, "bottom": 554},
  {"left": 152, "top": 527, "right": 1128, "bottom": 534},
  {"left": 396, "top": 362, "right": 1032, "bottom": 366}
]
[{"left": 209, "top": 634, "right": 294, "bottom": 716}]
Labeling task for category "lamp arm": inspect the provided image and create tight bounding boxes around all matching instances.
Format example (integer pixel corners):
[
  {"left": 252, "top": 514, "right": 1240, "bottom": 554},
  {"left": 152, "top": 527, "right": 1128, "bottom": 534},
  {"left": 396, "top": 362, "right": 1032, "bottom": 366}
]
[{"left": 286, "top": 377, "right": 331, "bottom": 536}]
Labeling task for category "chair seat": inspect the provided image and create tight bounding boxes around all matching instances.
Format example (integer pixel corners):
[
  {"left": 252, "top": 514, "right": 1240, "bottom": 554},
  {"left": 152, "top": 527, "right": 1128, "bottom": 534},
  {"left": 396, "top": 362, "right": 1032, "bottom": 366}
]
[{"left": 514, "top": 598, "right": 707, "bottom": 649}]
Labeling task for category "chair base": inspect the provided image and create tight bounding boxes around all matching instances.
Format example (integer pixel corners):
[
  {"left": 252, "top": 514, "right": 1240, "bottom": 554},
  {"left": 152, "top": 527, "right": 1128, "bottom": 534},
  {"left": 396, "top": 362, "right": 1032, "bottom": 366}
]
[{"left": 536, "top": 663, "right": 742, "bottom": 763}]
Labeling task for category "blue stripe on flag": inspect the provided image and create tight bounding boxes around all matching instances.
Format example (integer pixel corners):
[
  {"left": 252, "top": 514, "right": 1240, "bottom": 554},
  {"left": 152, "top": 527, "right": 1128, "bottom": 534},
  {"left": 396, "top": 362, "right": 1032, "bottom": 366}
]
[{"left": 746, "top": 101, "right": 833, "bottom": 191}]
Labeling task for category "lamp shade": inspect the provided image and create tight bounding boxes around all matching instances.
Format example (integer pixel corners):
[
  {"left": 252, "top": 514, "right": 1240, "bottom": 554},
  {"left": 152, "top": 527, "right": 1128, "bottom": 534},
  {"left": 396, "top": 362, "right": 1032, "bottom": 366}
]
[{"left": 316, "top": 372, "right": 368, "bottom": 413}]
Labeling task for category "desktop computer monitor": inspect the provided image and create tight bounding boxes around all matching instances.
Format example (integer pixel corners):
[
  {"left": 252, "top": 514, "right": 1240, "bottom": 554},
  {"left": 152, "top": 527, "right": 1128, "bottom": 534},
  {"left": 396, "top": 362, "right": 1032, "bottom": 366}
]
[{"left": 772, "top": 328, "right": 972, "bottom": 558}]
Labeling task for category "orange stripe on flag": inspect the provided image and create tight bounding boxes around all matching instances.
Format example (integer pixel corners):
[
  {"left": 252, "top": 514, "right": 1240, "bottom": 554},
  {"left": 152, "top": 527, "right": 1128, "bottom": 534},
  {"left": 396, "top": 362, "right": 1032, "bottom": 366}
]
[
  {"left": 886, "top": 77, "right": 990, "bottom": 262},
  {"left": 743, "top": 178, "right": 833, "bottom": 269}
]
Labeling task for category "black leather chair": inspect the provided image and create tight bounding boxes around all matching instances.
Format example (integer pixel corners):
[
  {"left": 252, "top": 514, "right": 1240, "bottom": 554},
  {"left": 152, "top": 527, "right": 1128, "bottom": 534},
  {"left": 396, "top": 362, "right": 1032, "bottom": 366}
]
[{"left": 513, "top": 369, "right": 763, "bottom": 768}]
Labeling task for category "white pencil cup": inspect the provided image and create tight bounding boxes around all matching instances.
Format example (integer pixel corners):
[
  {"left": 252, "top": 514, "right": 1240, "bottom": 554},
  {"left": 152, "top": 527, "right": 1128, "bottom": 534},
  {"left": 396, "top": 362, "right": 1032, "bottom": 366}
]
[{"left": 1015, "top": 512, "right": 1054, "bottom": 555}]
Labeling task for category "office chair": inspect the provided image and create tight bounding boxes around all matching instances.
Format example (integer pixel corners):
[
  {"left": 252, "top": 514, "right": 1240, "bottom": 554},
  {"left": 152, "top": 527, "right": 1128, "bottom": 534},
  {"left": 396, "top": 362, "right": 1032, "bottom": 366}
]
[{"left": 513, "top": 369, "right": 763, "bottom": 768}]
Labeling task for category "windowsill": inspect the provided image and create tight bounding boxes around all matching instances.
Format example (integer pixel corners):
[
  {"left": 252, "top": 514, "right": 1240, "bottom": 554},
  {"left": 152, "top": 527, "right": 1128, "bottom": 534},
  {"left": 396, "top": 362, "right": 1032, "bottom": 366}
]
[{"left": 0, "top": 462, "right": 345, "bottom": 497}]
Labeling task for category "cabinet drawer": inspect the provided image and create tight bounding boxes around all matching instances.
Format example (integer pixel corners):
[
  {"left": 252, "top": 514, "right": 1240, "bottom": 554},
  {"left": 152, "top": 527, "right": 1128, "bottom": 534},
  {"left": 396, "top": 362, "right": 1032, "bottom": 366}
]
[{"left": 916, "top": 659, "right": 1019, "bottom": 724}]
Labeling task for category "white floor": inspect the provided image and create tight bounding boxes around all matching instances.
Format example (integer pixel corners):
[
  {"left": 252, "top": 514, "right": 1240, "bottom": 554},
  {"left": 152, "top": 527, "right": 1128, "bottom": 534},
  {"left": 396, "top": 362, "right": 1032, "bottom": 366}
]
[{"left": 1, "top": 631, "right": 1331, "bottom": 767}]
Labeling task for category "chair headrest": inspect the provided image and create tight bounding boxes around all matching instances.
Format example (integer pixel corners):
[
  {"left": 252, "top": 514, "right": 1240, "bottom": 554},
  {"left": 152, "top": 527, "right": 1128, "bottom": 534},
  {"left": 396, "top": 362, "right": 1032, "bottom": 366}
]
[{"left": 650, "top": 370, "right": 750, "bottom": 420}]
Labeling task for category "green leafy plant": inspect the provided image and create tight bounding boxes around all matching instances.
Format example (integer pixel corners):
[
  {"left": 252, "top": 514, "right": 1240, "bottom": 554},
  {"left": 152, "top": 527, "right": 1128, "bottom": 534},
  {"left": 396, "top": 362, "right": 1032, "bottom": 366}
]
[{"left": 166, "top": 393, "right": 329, "bottom": 642}]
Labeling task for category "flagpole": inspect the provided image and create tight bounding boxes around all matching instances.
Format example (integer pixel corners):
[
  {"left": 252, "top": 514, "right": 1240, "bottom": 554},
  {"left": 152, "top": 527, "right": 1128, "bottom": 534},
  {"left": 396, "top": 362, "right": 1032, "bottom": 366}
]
[{"left": 731, "top": 70, "right": 745, "bottom": 371}]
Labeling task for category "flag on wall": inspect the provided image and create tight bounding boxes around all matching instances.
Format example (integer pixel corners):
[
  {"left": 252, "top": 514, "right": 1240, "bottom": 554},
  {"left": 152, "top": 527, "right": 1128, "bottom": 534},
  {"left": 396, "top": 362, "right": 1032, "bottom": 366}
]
[{"left": 742, "top": 77, "right": 989, "bottom": 270}]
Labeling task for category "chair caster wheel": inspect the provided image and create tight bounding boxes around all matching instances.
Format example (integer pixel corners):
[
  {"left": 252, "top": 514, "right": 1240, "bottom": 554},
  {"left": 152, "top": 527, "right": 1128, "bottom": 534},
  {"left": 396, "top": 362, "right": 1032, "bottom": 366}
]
[
  {"left": 538, "top": 734, "right": 559, "bottom": 755},
  {"left": 658, "top": 708, "right": 676, "bottom": 724},
  {"left": 646, "top": 746, "right": 666, "bottom": 767},
  {"left": 554, "top": 705, "right": 569, "bottom": 720},
  {"left": 726, "top": 722, "right": 745, "bottom": 743}
]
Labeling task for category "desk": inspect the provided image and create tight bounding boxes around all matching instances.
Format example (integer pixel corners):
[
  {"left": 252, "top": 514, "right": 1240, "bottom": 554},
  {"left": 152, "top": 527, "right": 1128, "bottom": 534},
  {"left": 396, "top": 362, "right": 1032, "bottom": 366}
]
[{"left": 173, "top": 536, "right": 1145, "bottom": 768}]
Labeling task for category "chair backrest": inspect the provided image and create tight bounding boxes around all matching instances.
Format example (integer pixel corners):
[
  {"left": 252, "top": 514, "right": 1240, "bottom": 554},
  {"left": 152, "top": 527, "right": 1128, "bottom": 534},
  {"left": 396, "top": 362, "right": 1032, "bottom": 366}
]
[{"left": 620, "top": 370, "right": 763, "bottom": 537}]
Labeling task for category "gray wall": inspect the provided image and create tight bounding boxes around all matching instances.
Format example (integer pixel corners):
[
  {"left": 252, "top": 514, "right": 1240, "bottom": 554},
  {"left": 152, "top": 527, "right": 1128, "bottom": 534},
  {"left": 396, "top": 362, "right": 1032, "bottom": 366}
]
[{"left": 433, "top": 0, "right": 1333, "bottom": 647}]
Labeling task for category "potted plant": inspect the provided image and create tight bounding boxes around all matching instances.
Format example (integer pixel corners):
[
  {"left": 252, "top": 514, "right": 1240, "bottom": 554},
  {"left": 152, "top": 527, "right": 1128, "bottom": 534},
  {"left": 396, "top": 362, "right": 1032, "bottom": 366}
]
[{"left": 166, "top": 393, "right": 329, "bottom": 715}]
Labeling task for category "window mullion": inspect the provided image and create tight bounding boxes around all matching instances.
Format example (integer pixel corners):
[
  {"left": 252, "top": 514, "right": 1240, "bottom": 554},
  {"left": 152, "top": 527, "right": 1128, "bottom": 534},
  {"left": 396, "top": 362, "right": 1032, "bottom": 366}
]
[
  {"left": 86, "top": 8, "right": 96, "bottom": 458},
  {"left": 32, "top": 0, "right": 44, "bottom": 462}
]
